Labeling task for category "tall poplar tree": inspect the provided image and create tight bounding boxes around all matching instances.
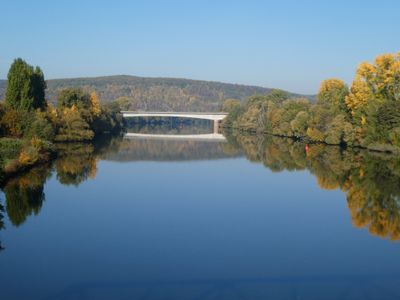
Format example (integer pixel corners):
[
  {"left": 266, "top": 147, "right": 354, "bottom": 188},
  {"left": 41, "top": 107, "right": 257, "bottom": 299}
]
[{"left": 5, "top": 58, "right": 47, "bottom": 110}]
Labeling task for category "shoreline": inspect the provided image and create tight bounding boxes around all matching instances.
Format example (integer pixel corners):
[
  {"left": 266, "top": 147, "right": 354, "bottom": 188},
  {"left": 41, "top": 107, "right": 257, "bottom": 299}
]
[{"left": 221, "top": 125, "right": 400, "bottom": 155}]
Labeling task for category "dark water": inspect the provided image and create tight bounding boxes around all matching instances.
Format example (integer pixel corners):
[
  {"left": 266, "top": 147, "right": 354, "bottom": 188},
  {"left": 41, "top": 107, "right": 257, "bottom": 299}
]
[{"left": 1, "top": 125, "right": 400, "bottom": 300}]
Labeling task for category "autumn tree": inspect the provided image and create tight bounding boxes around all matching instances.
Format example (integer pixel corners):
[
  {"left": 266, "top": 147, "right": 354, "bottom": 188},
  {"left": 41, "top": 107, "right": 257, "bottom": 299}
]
[
  {"left": 345, "top": 53, "right": 400, "bottom": 121},
  {"left": 318, "top": 79, "right": 349, "bottom": 114},
  {"left": 90, "top": 91, "right": 101, "bottom": 117},
  {"left": 54, "top": 106, "right": 94, "bottom": 142}
]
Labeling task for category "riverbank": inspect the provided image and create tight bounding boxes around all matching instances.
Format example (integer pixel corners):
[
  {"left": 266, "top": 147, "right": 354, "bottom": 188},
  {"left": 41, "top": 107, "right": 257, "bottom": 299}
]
[
  {"left": 0, "top": 137, "right": 55, "bottom": 186},
  {"left": 221, "top": 52, "right": 400, "bottom": 154},
  {"left": 222, "top": 54, "right": 400, "bottom": 154},
  {"left": 221, "top": 126, "right": 400, "bottom": 155},
  {"left": 0, "top": 133, "right": 125, "bottom": 187},
  {"left": 0, "top": 59, "right": 126, "bottom": 185}
]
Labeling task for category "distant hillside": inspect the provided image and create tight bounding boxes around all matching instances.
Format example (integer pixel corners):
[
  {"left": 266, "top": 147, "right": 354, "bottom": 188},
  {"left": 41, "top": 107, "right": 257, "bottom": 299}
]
[
  {"left": 0, "top": 80, "right": 5, "bottom": 101},
  {"left": 0, "top": 75, "right": 313, "bottom": 111}
]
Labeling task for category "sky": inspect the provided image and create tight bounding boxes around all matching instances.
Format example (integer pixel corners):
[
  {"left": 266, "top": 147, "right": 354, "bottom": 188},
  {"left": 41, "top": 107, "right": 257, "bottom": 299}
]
[{"left": 1, "top": 0, "right": 399, "bottom": 94}]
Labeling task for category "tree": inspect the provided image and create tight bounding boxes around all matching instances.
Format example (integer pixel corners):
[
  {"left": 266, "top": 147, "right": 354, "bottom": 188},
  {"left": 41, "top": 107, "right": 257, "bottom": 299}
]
[
  {"left": 222, "top": 99, "right": 241, "bottom": 112},
  {"left": 90, "top": 91, "right": 101, "bottom": 116},
  {"left": 345, "top": 53, "right": 400, "bottom": 119},
  {"left": 54, "top": 107, "right": 94, "bottom": 142},
  {"left": 5, "top": 58, "right": 46, "bottom": 110},
  {"left": 318, "top": 79, "right": 349, "bottom": 113},
  {"left": 57, "top": 88, "right": 91, "bottom": 110},
  {"left": 290, "top": 111, "right": 309, "bottom": 137}
]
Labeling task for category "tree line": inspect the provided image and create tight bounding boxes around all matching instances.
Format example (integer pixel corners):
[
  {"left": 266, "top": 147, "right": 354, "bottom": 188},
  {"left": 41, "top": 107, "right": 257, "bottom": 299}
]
[
  {"left": 222, "top": 52, "right": 400, "bottom": 153},
  {"left": 0, "top": 58, "right": 125, "bottom": 183}
]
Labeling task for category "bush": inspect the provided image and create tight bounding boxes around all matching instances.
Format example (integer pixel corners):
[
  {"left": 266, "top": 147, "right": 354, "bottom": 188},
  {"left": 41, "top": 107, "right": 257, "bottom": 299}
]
[
  {"left": 0, "top": 108, "right": 31, "bottom": 137},
  {"left": 0, "top": 138, "right": 23, "bottom": 160},
  {"left": 25, "top": 112, "right": 56, "bottom": 141},
  {"left": 55, "top": 107, "right": 95, "bottom": 142},
  {"left": 18, "top": 145, "right": 40, "bottom": 166}
]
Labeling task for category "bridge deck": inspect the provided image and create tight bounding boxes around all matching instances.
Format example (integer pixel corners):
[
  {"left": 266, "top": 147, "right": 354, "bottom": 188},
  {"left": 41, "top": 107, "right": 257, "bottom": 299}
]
[
  {"left": 121, "top": 111, "right": 228, "bottom": 121},
  {"left": 121, "top": 111, "right": 228, "bottom": 115}
]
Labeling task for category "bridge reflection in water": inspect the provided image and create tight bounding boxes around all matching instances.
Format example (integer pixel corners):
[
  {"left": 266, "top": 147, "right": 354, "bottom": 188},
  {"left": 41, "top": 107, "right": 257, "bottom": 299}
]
[{"left": 124, "top": 132, "right": 227, "bottom": 142}]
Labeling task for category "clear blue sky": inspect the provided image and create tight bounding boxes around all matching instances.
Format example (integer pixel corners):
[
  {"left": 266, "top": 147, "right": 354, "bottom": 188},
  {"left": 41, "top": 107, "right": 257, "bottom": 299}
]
[{"left": 1, "top": 0, "right": 399, "bottom": 94}]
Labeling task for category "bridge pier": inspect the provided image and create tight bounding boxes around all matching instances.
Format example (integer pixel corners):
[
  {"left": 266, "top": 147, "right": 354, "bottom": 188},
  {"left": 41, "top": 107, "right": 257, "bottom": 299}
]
[{"left": 213, "top": 120, "right": 220, "bottom": 134}]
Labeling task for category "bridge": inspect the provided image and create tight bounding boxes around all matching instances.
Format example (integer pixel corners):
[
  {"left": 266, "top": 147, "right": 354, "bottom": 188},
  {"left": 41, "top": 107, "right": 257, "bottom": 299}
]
[{"left": 121, "top": 111, "right": 228, "bottom": 133}]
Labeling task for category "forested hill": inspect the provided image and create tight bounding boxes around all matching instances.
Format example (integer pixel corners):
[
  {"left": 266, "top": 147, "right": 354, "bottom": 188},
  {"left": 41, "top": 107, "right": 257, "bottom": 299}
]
[
  {"left": 0, "top": 80, "right": 5, "bottom": 101},
  {"left": 0, "top": 75, "right": 312, "bottom": 111}
]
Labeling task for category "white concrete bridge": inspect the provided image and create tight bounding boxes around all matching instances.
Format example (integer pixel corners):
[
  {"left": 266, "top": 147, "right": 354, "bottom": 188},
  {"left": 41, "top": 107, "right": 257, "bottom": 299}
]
[{"left": 121, "top": 111, "right": 228, "bottom": 133}]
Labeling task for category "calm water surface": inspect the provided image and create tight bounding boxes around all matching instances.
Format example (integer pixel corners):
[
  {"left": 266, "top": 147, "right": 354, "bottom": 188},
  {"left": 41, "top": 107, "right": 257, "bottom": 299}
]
[{"left": 1, "top": 125, "right": 400, "bottom": 300}]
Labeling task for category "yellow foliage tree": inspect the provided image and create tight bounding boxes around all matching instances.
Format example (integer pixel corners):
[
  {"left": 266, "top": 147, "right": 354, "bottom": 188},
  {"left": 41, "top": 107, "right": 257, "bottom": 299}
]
[
  {"left": 90, "top": 91, "right": 101, "bottom": 117},
  {"left": 318, "top": 78, "right": 348, "bottom": 112},
  {"left": 345, "top": 52, "right": 400, "bottom": 118}
]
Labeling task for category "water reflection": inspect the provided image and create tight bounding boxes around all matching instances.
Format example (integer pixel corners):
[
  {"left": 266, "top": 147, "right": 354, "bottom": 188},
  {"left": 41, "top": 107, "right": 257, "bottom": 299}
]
[
  {"left": 55, "top": 143, "right": 97, "bottom": 186},
  {"left": 227, "top": 131, "right": 400, "bottom": 241},
  {"left": 3, "top": 164, "right": 50, "bottom": 227},
  {"left": 39, "top": 274, "right": 400, "bottom": 300},
  {"left": 127, "top": 120, "right": 213, "bottom": 135},
  {"left": 0, "top": 201, "right": 4, "bottom": 251},
  {"left": 1, "top": 128, "right": 400, "bottom": 247},
  {"left": 106, "top": 138, "right": 240, "bottom": 162}
]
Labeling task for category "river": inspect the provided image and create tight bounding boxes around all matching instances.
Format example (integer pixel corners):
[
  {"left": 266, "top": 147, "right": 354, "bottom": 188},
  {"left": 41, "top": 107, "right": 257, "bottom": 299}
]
[{"left": 1, "top": 123, "right": 400, "bottom": 300}]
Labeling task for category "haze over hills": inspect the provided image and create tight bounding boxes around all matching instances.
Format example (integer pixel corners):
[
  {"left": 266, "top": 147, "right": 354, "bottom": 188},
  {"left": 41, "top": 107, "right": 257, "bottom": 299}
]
[{"left": 0, "top": 75, "right": 314, "bottom": 111}]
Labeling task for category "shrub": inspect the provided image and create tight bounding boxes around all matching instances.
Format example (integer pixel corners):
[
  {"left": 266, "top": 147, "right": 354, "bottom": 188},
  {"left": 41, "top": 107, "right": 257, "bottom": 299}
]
[
  {"left": 0, "top": 138, "right": 23, "bottom": 160},
  {"left": 54, "top": 107, "right": 95, "bottom": 142},
  {"left": 25, "top": 112, "right": 56, "bottom": 141},
  {"left": 0, "top": 108, "right": 31, "bottom": 137}
]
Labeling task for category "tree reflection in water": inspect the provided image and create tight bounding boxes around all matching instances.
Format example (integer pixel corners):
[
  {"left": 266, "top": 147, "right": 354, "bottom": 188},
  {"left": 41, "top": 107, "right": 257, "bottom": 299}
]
[
  {"left": 3, "top": 164, "right": 51, "bottom": 226},
  {"left": 228, "top": 131, "right": 400, "bottom": 241},
  {"left": 55, "top": 143, "right": 98, "bottom": 186},
  {"left": 0, "top": 136, "right": 124, "bottom": 249},
  {"left": 0, "top": 201, "right": 4, "bottom": 251},
  {"left": 1, "top": 132, "right": 400, "bottom": 247}
]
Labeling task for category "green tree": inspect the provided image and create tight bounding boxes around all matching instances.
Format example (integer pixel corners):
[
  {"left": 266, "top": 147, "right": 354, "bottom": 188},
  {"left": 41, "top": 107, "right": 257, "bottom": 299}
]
[
  {"left": 290, "top": 111, "right": 309, "bottom": 137},
  {"left": 222, "top": 99, "right": 241, "bottom": 112},
  {"left": 57, "top": 88, "right": 91, "bottom": 109},
  {"left": 5, "top": 58, "right": 46, "bottom": 110}
]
